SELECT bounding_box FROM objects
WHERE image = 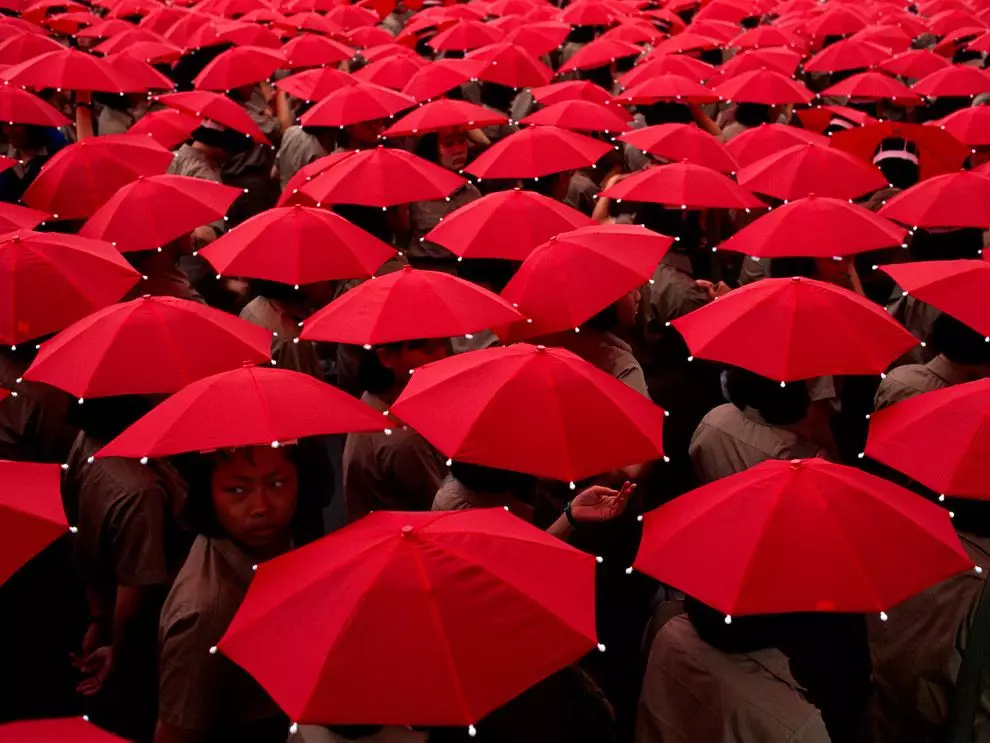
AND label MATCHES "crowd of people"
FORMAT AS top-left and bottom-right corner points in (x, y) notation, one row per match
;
(0, 0), (988, 741)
